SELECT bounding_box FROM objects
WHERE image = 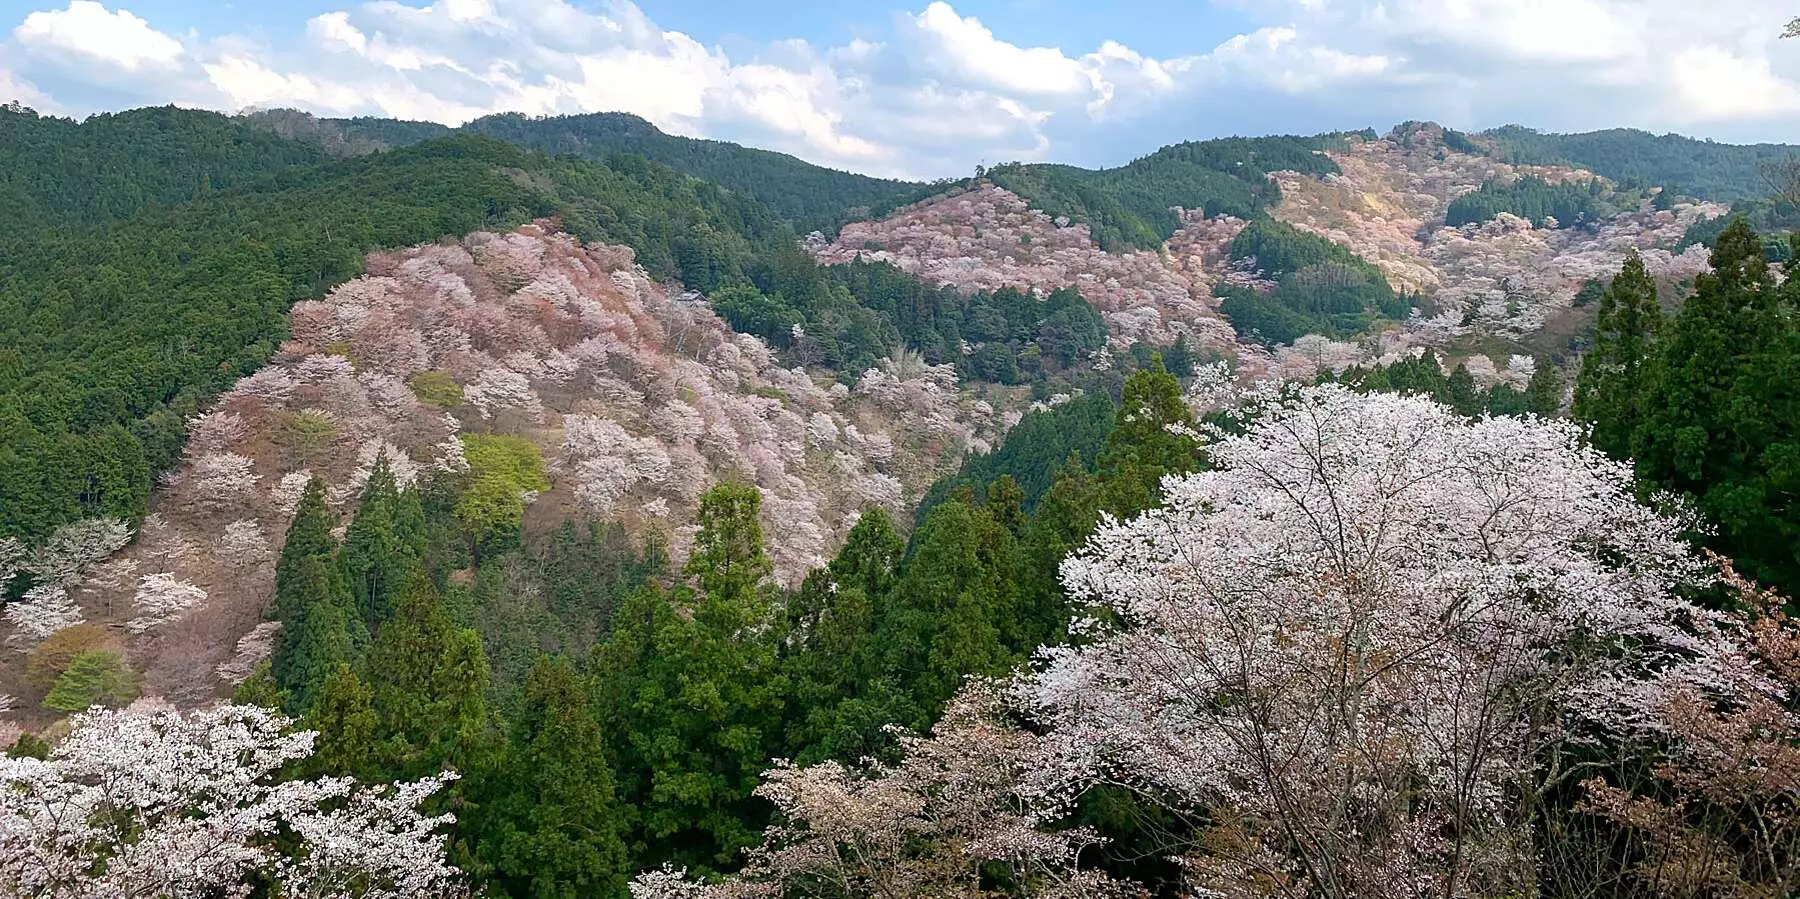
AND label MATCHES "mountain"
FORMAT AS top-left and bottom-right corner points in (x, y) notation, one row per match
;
(246, 109), (921, 229)
(0, 105), (330, 240)
(1476, 124), (1797, 202)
